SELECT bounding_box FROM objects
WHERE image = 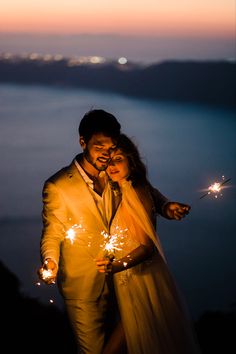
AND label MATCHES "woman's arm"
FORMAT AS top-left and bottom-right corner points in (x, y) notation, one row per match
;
(96, 242), (155, 274)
